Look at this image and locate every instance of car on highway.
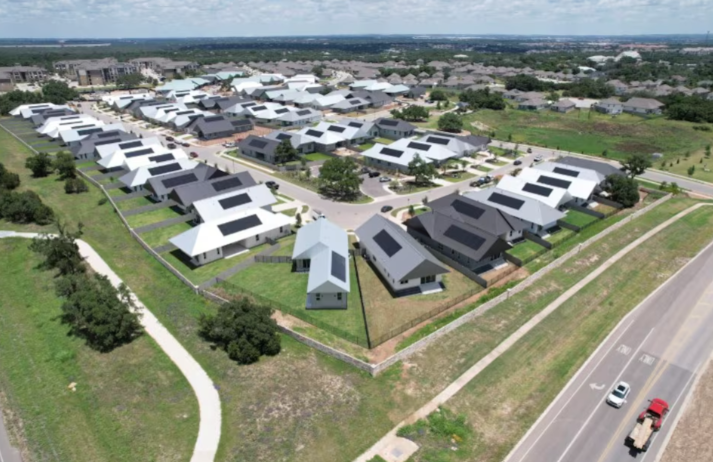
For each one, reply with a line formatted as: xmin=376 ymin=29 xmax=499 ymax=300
xmin=379 ymin=176 xmax=392 ymax=183
xmin=189 ymin=152 xmax=199 ymax=159
xmin=265 ymin=181 xmax=279 ymax=190
xmin=368 ymin=171 xmax=380 ymax=178
xmin=514 ymin=159 xmax=522 ymax=166
xmin=606 ymin=381 xmax=630 ymax=408
xmin=381 ymin=205 xmax=393 ymax=213
xmin=626 ymin=398 xmax=669 ymax=452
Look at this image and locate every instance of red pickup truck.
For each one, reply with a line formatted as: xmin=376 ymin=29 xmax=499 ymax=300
xmin=625 ymin=398 xmax=669 ymax=452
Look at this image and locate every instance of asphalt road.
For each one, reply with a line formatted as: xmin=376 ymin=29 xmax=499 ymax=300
xmin=506 ymin=239 xmax=713 ymax=462
xmin=0 ymin=407 xmax=22 ymax=462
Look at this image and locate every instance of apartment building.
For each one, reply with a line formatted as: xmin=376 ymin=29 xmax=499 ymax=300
xmin=0 ymin=65 xmax=48 ymax=85
xmin=129 ymin=57 xmax=199 ymax=78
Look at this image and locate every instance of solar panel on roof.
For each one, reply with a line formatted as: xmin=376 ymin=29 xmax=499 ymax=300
xmin=379 ymin=119 xmax=399 ymax=127
xmin=373 ymin=230 xmax=402 ymax=257
xmin=274 ymin=108 xmax=289 ymax=114
xmin=348 ymin=99 xmax=361 ymax=104
xmin=408 ymin=142 xmax=431 ymax=151
xmin=217 ymin=214 xmax=262 ymax=236
xmin=162 ymin=173 xmax=198 ymax=189
xmin=124 ymin=147 xmax=154 ymax=158
xmin=218 ymin=193 xmax=251 ymax=210
xmin=203 ymin=116 xmax=223 ymax=122
xmin=119 ymin=95 xmax=133 ymax=99
xmin=212 ymin=176 xmax=243 ymax=192
xmin=249 ymin=139 xmax=268 ymax=149
xmin=76 ymin=127 xmax=102 ymax=135
xmin=119 ymin=140 xmax=143 ymax=150
xmin=242 ymin=102 xmax=257 ymax=107
xmin=553 ymin=166 xmax=580 ymax=178
xmin=331 ymin=252 xmax=346 ymax=282
xmin=537 ymin=175 xmax=571 ymax=189
xmin=94 ymin=138 xmax=122 ymax=146
xmin=348 ymin=121 xmax=363 ymax=128
xmin=327 ymin=125 xmax=346 ymax=133
xmin=251 ymin=105 xmax=267 ymax=111
xmin=276 ymin=133 xmax=292 ymax=140
xmin=296 ymin=109 xmax=312 ymax=116
xmin=149 ymin=153 xmax=175 ymax=163
xmin=59 ymin=121 xmax=83 ymax=125
xmin=306 ymin=129 xmax=323 ymax=138
xmin=426 ymin=136 xmax=450 ymax=145
xmin=522 ymin=183 xmax=553 ymax=197
xmin=148 ymin=163 xmax=182 ymax=176
xmin=444 ymin=225 xmax=486 ymax=251
xmin=60 ymin=116 xmax=80 ymax=120
xmin=69 ymin=124 xmax=95 ymax=130
xmin=164 ymin=108 xmax=179 ymax=113
xmin=96 ymin=131 xmax=118 ymax=138
xmin=380 ymin=147 xmax=404 ymax=158
xmin=175 ymin=110 xmax=193 ymax=115
xmin=452 ymin=199 xmax=486 ymax=219
xmin=489 ymin=192 xmax=525 ymax=210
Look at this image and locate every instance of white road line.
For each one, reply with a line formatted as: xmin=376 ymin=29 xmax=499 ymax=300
xmin=555 ymin=328 xmax=656 ymax=462
xmin=515 ymin=317 xmax=637 ymax=462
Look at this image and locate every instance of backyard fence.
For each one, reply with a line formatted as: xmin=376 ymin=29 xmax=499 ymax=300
xmin=254 ymin=255 xmax=292 ymax=263
xmin=524 ymin=230 xmax=553 ymax=250
xmin=592 ymin=195 xmax=625 ymax=209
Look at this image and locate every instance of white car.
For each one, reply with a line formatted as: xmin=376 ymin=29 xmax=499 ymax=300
xmin=606 ymin=381 xmax=631 ymax=408
xmin=379 ymin=176 xmax=392 ymax=183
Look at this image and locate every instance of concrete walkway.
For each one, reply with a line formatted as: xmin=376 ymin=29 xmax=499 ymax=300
xmin=0 ymin=231 xmax=221 ymax=462
xmin=354 ymin=203 xmax=711 ymax=462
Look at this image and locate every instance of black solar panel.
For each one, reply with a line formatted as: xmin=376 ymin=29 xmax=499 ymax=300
xmin=125 ymin=147 xmax=154 ymax=158
xmin=60 ymin=116 xmax=80 ymax=120
xmin=76 ymin=128 xmax=103 ymax=136
xmin=348 ymin=99 xmax=361 ymax=104
xmin=119 ymin=95 xmax=133 ymax=99
xmin=148 ymin=163 xmax=182 ymax=176
xmin=203 ymin=116 xmax=223 ymax=122
xmin=426 ymin=136 xmax=450 ymax=145
xmin=162 ymin=173 xmax=198 ymax=188
xmin=274 ymin=108 xmax=289 ymax=114
xmin=276 ymin=133 xmax=292 ymax=140
xmin=175 ymin=110 xmax=194 ymax=115
xmin=59 ymin=121 xmax=83 ymax=125
xmin=217 ymin=214 xmax=262 ymax=236
xmin=164 ymin=108 xmax=179 ymax=113
xmin=249 ymin=139 xmax=268 ymax=149
xmin=119 ymin=140 xmax=143 ymax=150
xmin=379 ymin=119 xmax=399 ymax=127
xmin=444 ymin=225 xmax=485 ymax=251
xmin=373 ymin=230 xmax=402 ymax=257
xmin=296 ymin=109 xmax=312 ymax=116
xmin=251 ymin=105 xmax=267 ymax=111
xmin=212 ymin=176 xmax=244 ymax=192
xmin=69 ymin=124 xmax=95 ymax=130
xmin=327 ymin=125 xmax=346 ymax=133
xmin=306 ymin=129 xmax=323 ymax=138
xmin=380 ymin=147 xmax=404 ymax=158
xmin=452 ymin=199 xmax=486 ymax=219
xmin=522 ymin=183 xmax=553 ymax=197
xmin=94 ymin=138 xmax=122 ymax=146
xmin=242 ymin=102 xmax=257 ymax=107
xmin=218 ymin=193 xmax=251 ymax=210
xmin=489 ymin=192 xmax=525 ymax=210
xmin=348 ymin=121 xmax=363 ymax=128
xmin=331 ymin=252 xmax=346 ymax=282
xmin=149 ymin=153 xmax=175 ymax=163
xmin=553 ymin=166 xmax=580 ymax=178
xmin=537 ymin=175 xmax=571 ymax=189
xmin=96 ymin=131 xmax=118 ymax=138
xmin=408 ymin=142 xmax=431 ymax=151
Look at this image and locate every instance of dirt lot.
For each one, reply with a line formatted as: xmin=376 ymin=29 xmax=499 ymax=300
xmin=660 ymin=356 xmax=713 ymax=462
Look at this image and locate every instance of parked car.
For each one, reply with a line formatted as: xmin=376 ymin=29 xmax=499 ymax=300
xmin=167 ymin=143 xmax=177 ymax=149
xmin=265 ymin=181 xmax=279 ymax=190
xmin=379 ymin=176 xmax=392 ymax=183
xmin=223 ymin=142 xmax=235 ymax=148
xmin=514 ymin=159 xmax=522 ymax=166
xmin=607 ymin=382 xmax=631 ymax=408
xmin=534 ymin=155 xmax=543 ymax=162
xmin=381 ymin=205 xmax=393 ymax=213
xmin=527 ymin=147 xmax=532 ymax=154
xmin=165 ymin=136 xmax=174 ymax=141
xmin=368 ymin=171 xmax=380 ymax=178
xmin=182 ymin=142 xmax=190 ymax=147
xmin=312 ymin=210 xmax=326 ymax=220
xmin=189 ymin=152 xmax=198 ymax=159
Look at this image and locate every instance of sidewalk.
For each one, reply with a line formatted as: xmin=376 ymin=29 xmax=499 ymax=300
xmin=0 ymin=232 xmax=222 ymax=462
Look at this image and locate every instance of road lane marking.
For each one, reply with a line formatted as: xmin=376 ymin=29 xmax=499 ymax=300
xmin=617 ymin=344 xmax=632 ymax=356
xmin=640 ymin=354 xmax=657 ymax=366
xmin=554 ymin=328 xmax=655 ymax=462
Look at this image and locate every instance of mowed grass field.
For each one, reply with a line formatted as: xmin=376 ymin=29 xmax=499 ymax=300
xmin=0 ymin=239 xmax=198 ymax=462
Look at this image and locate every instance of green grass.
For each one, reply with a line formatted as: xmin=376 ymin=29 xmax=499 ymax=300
xmin=506 ymin=239 xmax=547 ymax=261
xmin=440 ymin=172 xmax=476 ymax=183
xmin=398 ymin=407 xmax=472 ymax=460
xmin=161 ymin=242 xmax=269 ymax=285
xmin=475 ymin=165 xmax=493 ymax=173
xmin=139 ymin=221 xmax=193 ymax=248
xmin=358 ymin=142 xmax=375 ymax=151
xmin=272 ymin=234 xmax=296 ymax=257
xmin=281 ymin=208 xmax=298 ymax=217
xmin=303 ymin=152 xmax=333 ymax=162
xmin=115 ymin=195 xmax=153 ymax=211
xmin=126 ymin=206 xmax=185 ymax=229
xmin=394 ymin=181 xmax=438 ymax=195
xmin=656 ymin=149 xmax=713 ymax=184
xmin=545 ymin=228 xmax=576 ymax=246
xmin=374 ymin=137 xmax=394 ymax=145
xmin=0 ymin=239 xmax=197 ymax=462
xmin=562 ymin=209 xmax=600 ymax=228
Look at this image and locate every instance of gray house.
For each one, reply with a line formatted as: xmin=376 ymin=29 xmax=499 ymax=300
xmin=356 ymin=214 xmax=449 ymax=296
xmin=622 ymin=97 xmax=664 ymax=115
xmin=237 ymin=135 xmax=281 ymax=163
xmin=372 ymin=118 xmax=417 ymax=139
xmin=551 ymin=99 xmax=576 ymax=113
xmin=169 ymin=171 xmax=258 ymax=212
xmin=594 ymin=98 xmax=624 ymax=114
xmin=70 ymin=130 xmax=137 ymax=160
xmin=145 ymin=164 xmax=227 ymax=202
xmin=292 ymin=218 xmax=350 ymax=309
xmin=187 ymin=115 xmax=253 ymax=140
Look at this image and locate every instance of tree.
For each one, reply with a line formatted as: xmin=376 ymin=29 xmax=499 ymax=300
xmin=408 ymin=204 xmax=415 ymax=216
xmin=0 ymin=190 xmax=54 ymax=225
xmin=54 ymin=152 xmax=76 ymax=179
xmin=41 ymin=80 xmax=79 ymax=104
xmin=64 ymin=177 xmax=88 ymax=194
xmin=391 ymin=105 xmax=429 ymax=121
xmin=317 ymin=157 xmax=361 ymax=200
xmin=116 ymin=73 xmax=144 ymax=89
xmin=274 ymin=139 xmax=298 ymax=165
xmin=621 ymin=153 xmax=652 ymax=178
xmin=311 ymin=65 xmax=325 ymax=78
xmin=437 ymin=112 xmax=463 ymax=133
xmin=505 ymin=74 xmax=550 ymax=92
xmin=295 ymin=212 xmax=302 ymax=227
xmin=458 ymin=88 xmax=506 ymax=111
xmin=0 ymin=163 xmax=20 ymax=190
xmin=429 ymin=90 xmax=448 ymax=101
xmin=198 ymin=298 xmax=281 ymax=365
xmin=706 ymin=144 xmax=711 ymax=158
xmin=407 ymin=153 xmax=438 ymax=186
xmin=29 ymin=220 xmax=85 ymax=275
xmin=688 ymin=165 xmax=696 ymax=176
xmin=604 ymin=174 xmax=639 ymax=208
xmin=25 ymin=152 xmax=53 ymax=178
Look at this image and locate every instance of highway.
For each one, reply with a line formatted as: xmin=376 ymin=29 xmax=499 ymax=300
xmin=506 ymin=239 xmax=713 ymax=462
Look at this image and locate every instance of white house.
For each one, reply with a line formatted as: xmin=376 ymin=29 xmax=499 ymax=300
xmin=192 ymin=184 xmax=277 ymax=223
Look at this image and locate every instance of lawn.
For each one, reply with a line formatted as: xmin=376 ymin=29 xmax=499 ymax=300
xmin=475 ymin=165 xmax=493 ymax=173
xmin=440 ymin=171 xmax=476 ymax=183
xmin=506 ymin=239 xmax=547 ymax=261
xmin=303 ymin=152 xmax=333 ymax=162
xmin=281 ymin=207 xmax=298 ymax=217
xmin=115 ymin=195 xmax=153 ymax=211
xmin=126 ymin=205 xmax=186 ymax=229
xmin=394 ymin=181 xmax=438 ymax=195
xmin=272 ymin=234 xmax=297 ymax=256
xmin=545 ymin=227 xmax=576 ymax=246
xmin=374 ymin=137 xmax=394 ymax=145
xmin=140 ymin=221 xmax=193 ymax=248
xmin=0 ymin=239 xmax=197 ymax=462
xmin=358 ymin=142 xmax=375 ymax=151
xmin=562 ymin=209 xmax=600 ymax=228
xmin=402 ymin=204 xmax=713 ymax=462
xmin=657 ymin=149 xmax=713 ymax=184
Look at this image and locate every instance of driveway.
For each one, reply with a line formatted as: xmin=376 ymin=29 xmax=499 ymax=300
xmin=361 ymin=175 xmax=393 ymax=198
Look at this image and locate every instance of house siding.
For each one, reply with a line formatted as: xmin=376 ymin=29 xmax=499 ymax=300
xmin=361 ymin=245 xmax=443 ymax=294
xmin=306 ymin=292 xmax=348 ymax=309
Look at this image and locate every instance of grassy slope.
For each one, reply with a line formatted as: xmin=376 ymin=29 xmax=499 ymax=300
xmin=0 ymin=239 xmax=197 ymax=462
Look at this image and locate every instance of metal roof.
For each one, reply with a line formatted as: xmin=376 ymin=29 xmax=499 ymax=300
xmin=292 ymin=218 xmax=350 ymax=294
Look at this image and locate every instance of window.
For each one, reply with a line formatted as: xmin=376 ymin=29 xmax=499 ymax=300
xmin=337 ymin=293 xmax=342 ymax=301
xmin=400 ymin=279 xmax=408 ymax=285
xmin=421 ymin=275 xmax=436 ymax=284
xmin=316 ymin=293 xmax=321 ymax=301
xmin=303 ymin=259 xmax=311 ymax=269
xmin=217 ymin=248 xmax=221 ymax=255
xmin=203 ymin=253 xmax=206 ymax=259
xmin=438 ymin=244 xmax=443 ymax=251
xmin=255 ymin=235 xmax=259 ymax=241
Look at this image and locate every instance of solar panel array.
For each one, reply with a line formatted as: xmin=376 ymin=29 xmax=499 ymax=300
xmin=203 ymin=116 xmax=223 ymax=122
xmin=537 ymin=175 xmax=571 ymax=189
xmin=276 ymin=133 xmax=292 ymax=140
xmin=522 ymin=183 xmax=553 ymax=197
xmin=251 ymin=105 xmax=267 ymax=111
xmin=164 ymin=108 xmax=179 ymax=113
xmin=218 ymin=193 xmax=251 ymax=210
xmin=69 ymin=124 xmax=95 ymax=130
xmin=489 ymin=192 xmax=525 ymax=210
xmin=148 ymin=153 xmax=175 ymax=163
xmin=553 ymin=166 xmax=580 ymax=178
xmin=408 ymin=141 xmax=431 ymax=151
xmin=76 ymin=128 xmax=103 ymax=136
xmin=296 ymin=109 xmax=312 ymax=116
xmin=93 ymin=138 xmax=122 ymax=147
xmin=426 ymin=136 xmax=450 ymax=145
xmin=348 ymin=121 xmax=363 ymax=128
xmin=452 ymin=199 xmax=486 ymax=219
xmin=379 ymin=119 xmax=399 ymax=127
xmin=96 ymin=131 xmax=118 ymax=138
xmin=162 ymin=173 xmax=198 ymax=189
xmin=373 ymin=230 xmax=402 ymax=257
xmin=327 ymin=125 xmax=346 ymax=133
xmin=348 ymin=99 xmax=361 ymax=104
xmin=176 ymin=110 xmax=193 ymax=115
xmin=59 ymin=121 xmax=84 ymax=126
xmin=249 ymin=139 xmax=268 ymax=149
xmin=242 ymin=102 xmax=257 ymax=107
xmin=274 ymin=108 xmax=289 ymax=115
xmin=380 ymin=147 xmax=404 ymax=158
xmin=306 ymin=129 xmax=323 ymax=138
xmin=217 ymin=214 xmax=262 ymax=236
xmin=212 ymin=176 xmax=243 ymax=192
xmin=331 ymin=252 xmax=346 ymax=282
xmin=444 ymin=225 xmax=486 ymax=251
xmin=124 ymin=147 xmax=155 ymax=158
xmin=60 ymin=116 xmax=80 ymax=120
xmin=148 ymin=163 xmax=182 ymax=176
xmin=119 ymin=140 xmax=143 ymax=150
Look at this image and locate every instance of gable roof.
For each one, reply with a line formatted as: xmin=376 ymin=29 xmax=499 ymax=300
xmin=356 ymin=215 xmax=448 ymax=281
xmin=496 ymin=175 xmax=571 ymax=209
xmin=119 ymin=159 xmax=199 ymax=188
xmin=373 ymin=118 xmax=417 ymax=132
xmin=517 ymin=167 xmax=598 ymax=201
xmin=237 ymin=135 xmax=281 ymax=157
xmin=428 ymin=193 xmax=527 ymax=237
xmin=464 ymin=188 xmax=565 ymax=227
xmin=554 ymin=156 xmax=625 ymax=178
xmin=193 ymin=184 xmax=277 ymax=223
xmin=292 ymin=218 xmax=350 ymax=293
xmin=145 ymin=164 xmax=227 ymax=197
xmin=169 ymin=171 xmax=258 ymax=208
xmin=533 ymin=161 xmax=606 ymax=184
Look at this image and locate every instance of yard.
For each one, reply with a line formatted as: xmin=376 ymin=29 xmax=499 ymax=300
xmin=561 ymin=209 xmax=600 ymax=228
xmin=139 ymin=221 xmax=193 ymax=248
xmin=126 ymin=205 xmax=186 ymax=229
xmin=506 ymin=239 xmax=547 ymax=261
xmin=545 ymin=227 xmax=576 ymax=246
xmin=440 ymin=171 xmax=476 ymax=183
xmin=303 ymin=152 xmax=333 ymax=162
xmin=393 ymin=181 xmax=438 ymax=195
xmin=657 ymin=148 xmax=713 ymax=184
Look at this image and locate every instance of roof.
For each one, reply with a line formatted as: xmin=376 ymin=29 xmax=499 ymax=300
xmin=517 ymin=167 xmax=598 ymax=201
xmin=237 ymin=135 xmax=281 ymax=157
xmin=193 ymin=184 xmax=277 ymax=223
xmin=465 ymin=188 xmax=565 ymax=227
xmin=70 ymin=130 xmax=137 ymax=157
xmin=356 ymin=215 xmax=448 ymax=281
xmin=169 ymin=171 xmax=258 ymax=208
xmin=554 ymin=156 xmax=625 ymax=178
xmin=292 ymin=218 xmax=350 ymax=294
xmin=622 ymin=97 xmax=664 ymax=110
xmin=170 ymin=208 xmax=291 ymax=257
xmin=94 ymin=137 xmax=163 ymax=160
xmin=119 ymin=159 xmax=199 ymax=188
xmin=496 ymin=175 xmax=571 ymax=209
xmin=145 ymin=164 xmax=226 ymax=197
xmin=552 ymin=99 xmax=576 ymax=108
xmin=428 ymin=193 xmax=527 ymax=237
xmin=373 ymin=118 xmax=417 ymax=132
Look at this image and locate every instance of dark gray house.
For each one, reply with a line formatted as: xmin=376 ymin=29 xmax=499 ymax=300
xmin=372 ymin=118 xmax=417 ymax=139
xmin=186 ymin=115 xmax=253 ymax=140
xmin=145 ymin=164 xmax=228 ymax=202
xmin=350 ymin=90 xmax=394 ymax=108
xmin=237 ymin=135 xmax=281 ymax=163
xmin=168 ymin=171 xmax=258 ymax=212
xmin=70 ymin=130 xmax=138 ymax=160
xmin=405 ymin=86 xmax=427 ymax=99
xmin=356 ymin=214 xmax=449 ymax=296
xmin=30 ymin=108 xmax=76 ymax=127
xmin=555 ymin=156 xmax=625 ymax=179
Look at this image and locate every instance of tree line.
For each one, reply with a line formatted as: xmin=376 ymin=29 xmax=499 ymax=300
xmin=0 ymin=80 xmax=79 ymax=115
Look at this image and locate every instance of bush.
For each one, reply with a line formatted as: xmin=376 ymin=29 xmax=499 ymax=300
xmin=0 ymin=163 xmax=20 ymax=190
xmin=64 ymin=177 xmax=89 ymax=194
xmin=97 ymin=197 xmax=108 ymax=206
xmin=437 ymin=112 xmax=463 ymax=132
xmin=25 ymin=152 xmax=53 ymax=178
xmin=0 ymin=189 xmax=54 ymax=224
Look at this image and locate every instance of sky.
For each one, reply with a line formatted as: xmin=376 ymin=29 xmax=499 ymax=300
xmin=0 ymin=0 xmax=710 ymax=38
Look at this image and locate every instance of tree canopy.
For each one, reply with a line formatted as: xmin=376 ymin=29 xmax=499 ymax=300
xmin=25 ymin=152 xmax=53 ymax=178
xmin=459 ymin=88 xmax=506 ymax=110
xmin=391 ymin=105 xmax=429 ymax=121
xmin=561 ymin=79 xmax=615 ymax=99
xmin=621 ymin=153 xmax=652 ymax=178
xmin=0 ymin=189 xmax=53 ymax=225
xmin=604 ymin=174 xmax=639 ymax=208
xmin=53 ymin=152 xmax=77 ymax=180
xmin=407 ymin=153 xmax=438 ymax=185
xmin=661 ymin=94 xmax=713 ymax=123
xmin=317 ymin=157 xmax=362 ymax=200
xmin=41 ymin=81 xmax=79 ymax=105
xmin=429 ymin=90 xmax=448 ymax=101
xmin=505 ymin=74 xmax=552 ymax=92
xmin=116 ymin=73 xmax=144 ymax=89
xmin=274 ymin=138 xmax=298 ymax=165
xmin=29 ymin=221 xmax=86 ymax=276
xmin=0 ymin=163 xmax=20 ymax=190
xmin=437 ymin=112 xmax=463 ymax=132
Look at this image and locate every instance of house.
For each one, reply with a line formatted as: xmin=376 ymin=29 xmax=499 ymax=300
xmin=70 ymin=130 xmax=138 ymax=161
xmin=192 ymin=184 xmax=277 ymax=223
xmin=503 ymin=89 xmax=524 ymax=100
xmin=273 ymin=108 xmax=322 ymax=127
xmin=553 ymin=156 xmax=625 ymax=179
xmin=622 ymin=97 xmax=664 ymax=115
xmin=533 ymin=161 xmax=607 ymax=185
xmin=169 ymin=172 xmax=258 ymax=212
xmin=606 ymin=80 xmax=629 ymax=95
xmin=292 ymin=218 xmax=350 ymax=309
xmin=170 ymin=208 xmax=291 ymax=266
xmin=405 ymin=86 xmax=427 ymax=99
xmin=349 ymin=90 xmax=394 ymax=108
xmin=144 ymin=164 xmax=227 ymax=202
xmin=517 ymin=167 xmax=598 ymax=205
xmin=356 ymin=214 xmax=449 ymax=296
xmin=13 ymin=103 xmax=71 ymax=119
xmin=264 ymin=131 xmax=314 ymax=154
xmin=97 ymin=141 xmax=168 ymax=170
xmin=36 ymin=114 xmax=98 ymax=136
xmin=297 ymin=121 xmax=375 ymax=152
xmin=119 ymin=159 xmax=199 ymax=191
xmin=186 ymin=115 xmax=253 ymax=140
xmin=465 ymin=188 xmax=565 ymax=235
xmin=94 ymin=137 xmax=163 ymax=161
xmin=551 ymin=99 xmax=576 ymax=113
xmin=594 ymin=98 xmax=623 ymax=114
xmin=237 ymin=136 xmax=282 ymax=163
xmin=30 ymin=108 xmax=76 ymax=127
xmin=330 ymin=97 xmax=370 ymax=113
xmin=496 ymin=175 xmax=572 ymax=209
xmin=59 ymin=123 xmax=126 ymax=148
xmin=518 ymin=97 xmax=549 ymax=111
xmin=371 ymin=118 xmax=417 ymax=140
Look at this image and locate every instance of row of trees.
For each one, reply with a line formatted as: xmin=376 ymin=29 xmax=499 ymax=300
xmin=0 ymin=81 xmax=79 ymax=115
xmin=505 ymin=74 xmax=616 ymax=99
xmin=661 ymin=94 xmax=713 ymax=123
xmin=0 ymin=162 xmax=53 ymax=224
xmin=390 ymin=105 xmax=429 ymax=121
xmin=458 ymin=88 xmax=506 ymax=110
xmin=25 ymin=151 xmax=76 ymax=179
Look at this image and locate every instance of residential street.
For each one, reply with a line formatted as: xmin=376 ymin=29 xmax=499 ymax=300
xmin=0 ymin=407 xmax=22 ymax=462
